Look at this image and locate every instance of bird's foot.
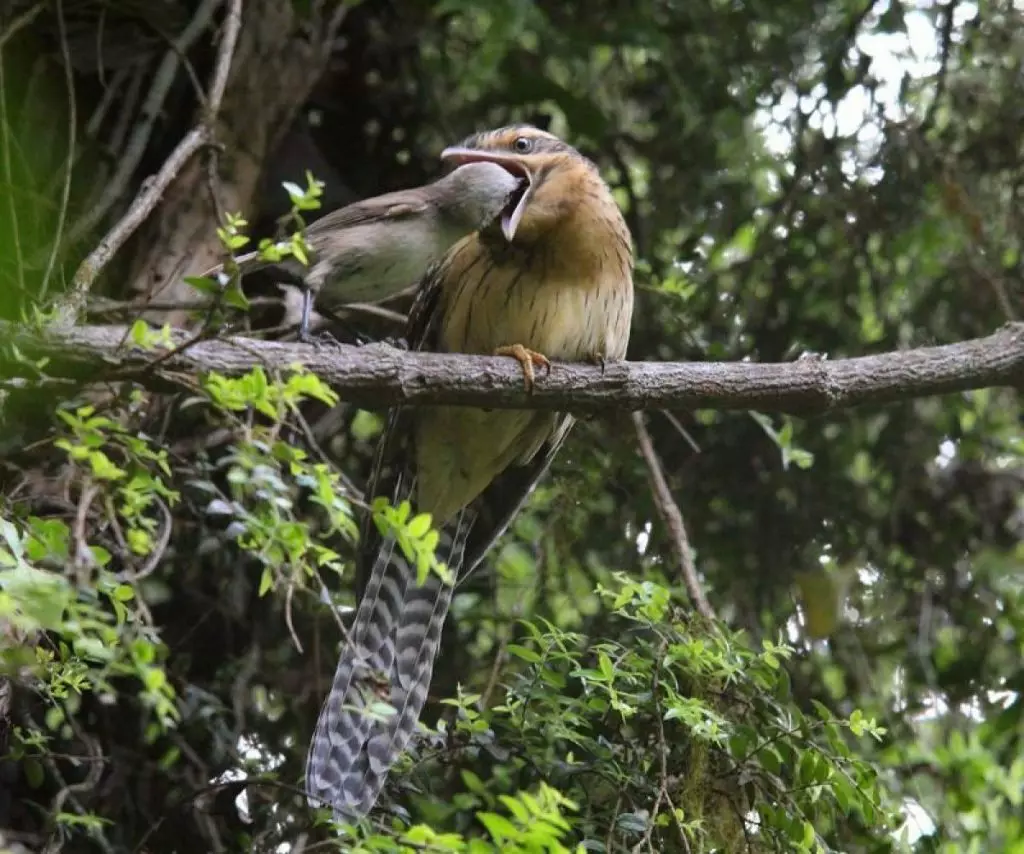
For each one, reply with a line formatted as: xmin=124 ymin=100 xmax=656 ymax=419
xmin=588 ymin=351 xmax=607 ymax=374
xmin=377 ymin=335 xmax=410 ymax=351
xmin=494 ymin=343 xmax=551 ymax=392
xmin=300 ymin=329 xmax=344 ymax=348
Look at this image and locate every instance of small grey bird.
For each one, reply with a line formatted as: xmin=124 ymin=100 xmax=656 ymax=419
xmin=209 ymin=161 xmax=527 ymax=340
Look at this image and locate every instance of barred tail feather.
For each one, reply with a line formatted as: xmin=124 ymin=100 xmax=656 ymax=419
xmin=305 ymin=494 xmax=474 ymax=821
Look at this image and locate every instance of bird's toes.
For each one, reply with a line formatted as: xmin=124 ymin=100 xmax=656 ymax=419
xmin=380 ymin=336 xmax=410 ymax=351
xmin=494 ymin=343 xmax=550 ymax=392
xmin=305 ymin=330 xmax=344 ymax=349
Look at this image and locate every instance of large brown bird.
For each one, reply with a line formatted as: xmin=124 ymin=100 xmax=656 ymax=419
xmin=305 ymin=125 xmax=635 ymax=821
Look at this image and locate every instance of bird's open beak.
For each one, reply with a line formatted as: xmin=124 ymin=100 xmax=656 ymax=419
xmin=440 ymin=146 xmax=534 ymax=242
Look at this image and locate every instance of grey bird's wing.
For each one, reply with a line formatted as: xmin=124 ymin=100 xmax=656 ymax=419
xmin=199 ymin=190 xmax=433 ymax=283
xmin=304 ymin=256 xmax=572 ymax=821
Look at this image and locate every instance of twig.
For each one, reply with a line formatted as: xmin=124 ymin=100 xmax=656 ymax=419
xmin=107 ymin=60 xmax=147 ymax=160
xmin=60 ymin=0 xmax=241 ymax=324
xmin=88 ymin=295 xmax=284 ymax=315
xmin=40 ymin=721 xmax=112 ymax=853
xmin=285 ymin=580 xmax=304 ymax=654
xmin=478 ymin=634 xmax=510 ymax=711
xmin=40 ymin=0 xmax=76 ymax=299
xmin=204 ymin=0 xmax=241 ymax=115
xmin=657 ymin=409 xmax=701 ymax=454
xmin=0 ymin=2 xmax=44 ymax=50
xmin=632 ymin=412 xmax=715 ymax=620
xmin=606 ymin=793 xmax=623 ymax=853
xmin=290 ymin=405 xmax=363 ymax=499
xmin=72 ymin=480 xmax=99 ymax=582
xmin=132 ymin=497 xmax=174 ymax=582
xmin=0 ymin=48 xmax=24 ymax=297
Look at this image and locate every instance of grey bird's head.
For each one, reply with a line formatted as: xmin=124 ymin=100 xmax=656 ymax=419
xmin=434 ymin=160 xmax=527 ymax=236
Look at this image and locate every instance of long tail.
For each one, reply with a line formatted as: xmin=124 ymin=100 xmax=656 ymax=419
xmin=305 ymin=487 xmax=474 ymax=820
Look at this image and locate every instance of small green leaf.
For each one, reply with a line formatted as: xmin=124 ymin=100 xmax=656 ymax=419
xmin=113 ymin=584 xmax=135 ymax=602
xmin=407 ymin=512 xmax=432 ymax=539
xmin=184 ymin=275 xmax=219 ymax=295
xmin=478 ymin=811 xmax=518 ymax=841
xmin=507 ymin=644 xmax=542 ymax=664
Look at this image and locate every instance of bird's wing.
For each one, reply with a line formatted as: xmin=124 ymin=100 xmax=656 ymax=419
xmin=305 ymin=247 xmax=570 ymax=820
xmin=459 ymin=413 xmax=573 ymax=581
xmin=304 ymin=193 xmax=431 ymax=237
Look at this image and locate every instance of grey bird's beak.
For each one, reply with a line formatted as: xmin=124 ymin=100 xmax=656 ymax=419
xmin=440 ymin=147 xmax=534 ymax=242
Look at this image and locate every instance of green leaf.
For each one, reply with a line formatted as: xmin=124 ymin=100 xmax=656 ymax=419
xmin=478 ymin=811 xmax=518 ymax=841
xmin=507 ymin=644 xmax=542 ymax=664
xmin=407 ymin=512 xmax=433 ymax=539
xmin=112 ymin=584 xmax=135 ymax=602
xmin=184 ymin=275 xmax=219 ymax=295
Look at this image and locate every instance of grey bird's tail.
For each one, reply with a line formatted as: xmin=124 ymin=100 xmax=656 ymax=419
xmin=305 ymin=475 xmax=474 ymax=820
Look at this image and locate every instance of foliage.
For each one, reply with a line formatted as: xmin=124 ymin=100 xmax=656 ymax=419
xmin=1 ymin=0 xmax=1022 ymax=852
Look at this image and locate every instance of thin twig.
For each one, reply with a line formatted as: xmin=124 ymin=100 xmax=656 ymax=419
xmin=132 ymin=497 xmax=174 ymax=582
xmin=657 ymin=409 xmax=701 ymax=454
xmin=88 ymin=295 xmax=285 ymax=315
xmin=40 ymin=0 xmax=76 ymax=299
xmin=0 ymin=1 xmax=44 ymax=50
xmin=0 ymin=48 xmax=24 ymax=297
xmin=72 ymin=480 xmax=99 ymax=582
xmin=632 ymin=411 xmax=715 ymax=620
xmin=205 ymin=0 xmax=241 ymax=115
xmin=478 ymin=633 xmax=510 ymax=711
xmin=285 ymin=580 xmax=304 ymax=653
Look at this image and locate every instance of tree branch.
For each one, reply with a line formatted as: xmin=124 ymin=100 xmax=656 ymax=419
xmin=7 ymin=321 xmax=1023 ymax=415
xmin=633 ymin=411 xmax=715 ymax=620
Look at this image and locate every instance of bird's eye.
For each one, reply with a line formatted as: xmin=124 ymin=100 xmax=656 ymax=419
xmin=512 ymin=136 xmax=533 ymax=153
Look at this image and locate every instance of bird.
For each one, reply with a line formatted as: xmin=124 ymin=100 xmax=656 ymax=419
xmin=305 ymin=124 xmax=634 ymax=821
xmin=203 ymin=161 xmax=527 ymax=340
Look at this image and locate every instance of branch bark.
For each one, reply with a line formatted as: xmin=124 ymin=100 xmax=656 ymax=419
xmin=8 ymin=321 xmax=1023 ymax=415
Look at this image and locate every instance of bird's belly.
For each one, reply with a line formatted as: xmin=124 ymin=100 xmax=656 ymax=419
xmin=315 ymin=225 xmax=440 ymax=306
xmin=445 ymin=271 xmax=628 ymax=362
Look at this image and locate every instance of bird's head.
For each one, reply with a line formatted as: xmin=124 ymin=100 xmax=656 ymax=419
xmin=440 ymin=125 xmax=599 ymax=243
xmin=437 ymin=161 xmax=527 ymax=234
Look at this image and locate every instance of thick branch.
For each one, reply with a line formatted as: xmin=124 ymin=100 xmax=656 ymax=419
xmin=7 ymin=321 xmax=1023 ymax=415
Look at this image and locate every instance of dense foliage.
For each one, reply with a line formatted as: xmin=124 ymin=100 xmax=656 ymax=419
xmin=0 ymin=1 xmax=1021 ymax=852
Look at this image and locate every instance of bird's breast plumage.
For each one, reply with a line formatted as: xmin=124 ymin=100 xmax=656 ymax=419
xmin=438 ymin=177 xmax=633 ymax=362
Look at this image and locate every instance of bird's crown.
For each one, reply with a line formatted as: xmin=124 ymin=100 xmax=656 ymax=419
xmin=452 ymin=125 xmax=580 ymax=160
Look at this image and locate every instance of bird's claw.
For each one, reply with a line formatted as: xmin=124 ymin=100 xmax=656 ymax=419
xmin=300 ymin=329 xmax=344 ymax=348
xmin=495 ymin=343 xmax=551 ymax=392
xmin=379 ymin=336 xmax=410 ymax=351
